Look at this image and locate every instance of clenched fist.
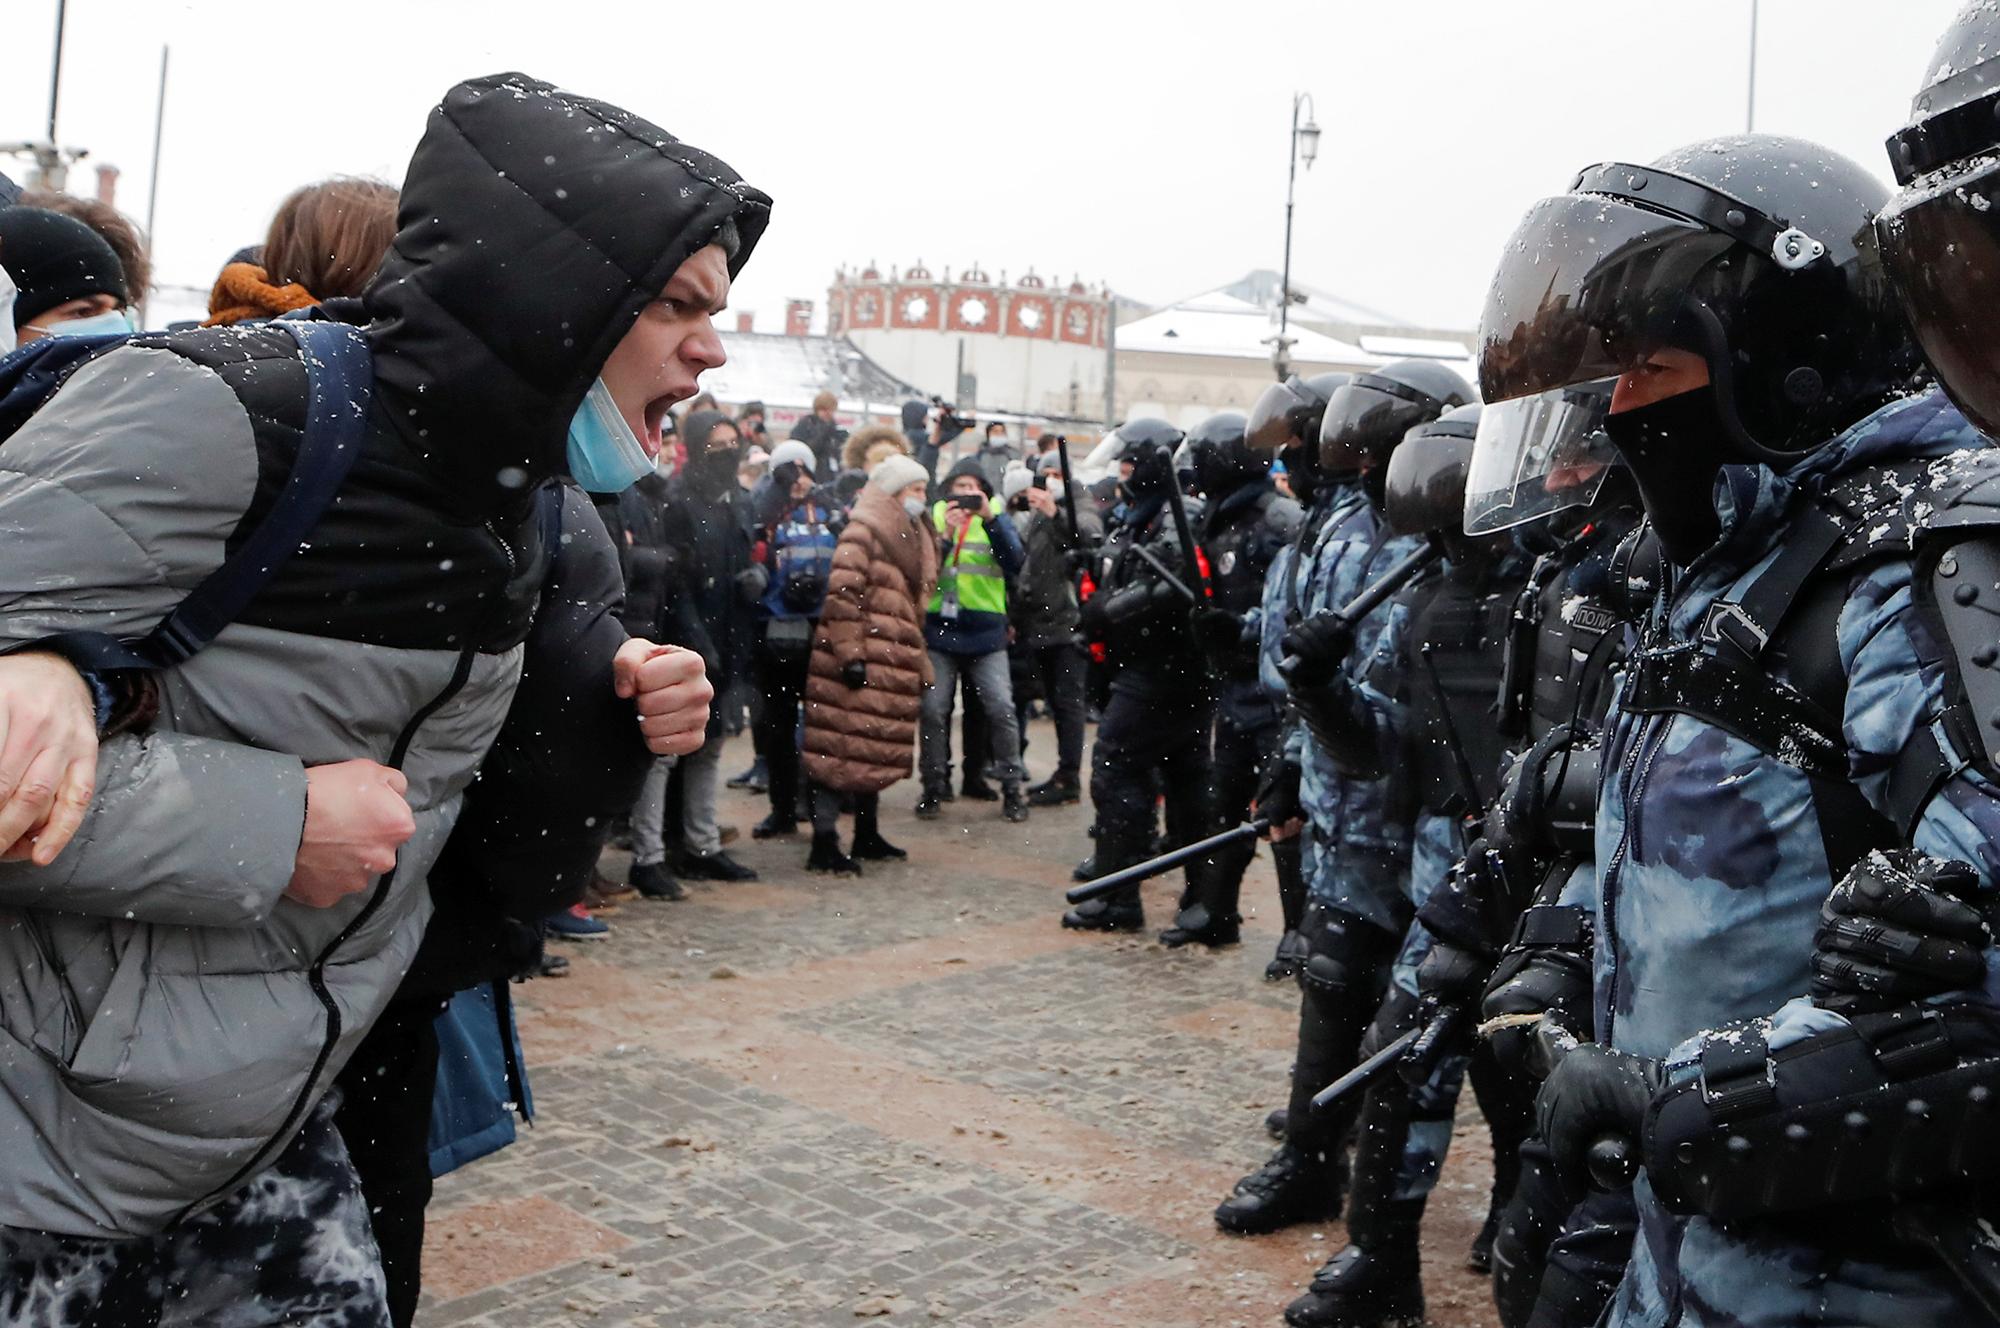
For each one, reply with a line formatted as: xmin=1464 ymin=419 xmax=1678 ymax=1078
xmin=614 ymin=640 xmax=713 ymax=757
xmin=286 ymin=760 xmax=417 ymax=908
xmin=0 ymin=651 xmax=100 ymax=866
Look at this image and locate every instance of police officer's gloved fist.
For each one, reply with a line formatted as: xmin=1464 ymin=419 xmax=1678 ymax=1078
xmin=1415 ymin=937 xmax=1489 ymax=1010
xmin=1254 ymin=758 xmax=1303 ymax=829
xmin=1190 ymin=606 xmax=1243 ymax=657
xmin=1281 ymin=611 xmax=1357 ymax=687
xmin=1811 ymin=847 xmax=1988 ymax=1016
xmin=1483 ymin=947 xmax=1593 ymax=1079
xmin=1536 ymin=1043 xmax=1660 ymax=1192
xmin=841 ymin=659 xmax=867 ymax=690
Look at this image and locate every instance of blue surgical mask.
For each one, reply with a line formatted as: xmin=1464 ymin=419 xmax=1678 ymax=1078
xmin=566 ymin=377 xmax=657 ymax=493
xmin=28 ymin=308 xmax=135 ymax=340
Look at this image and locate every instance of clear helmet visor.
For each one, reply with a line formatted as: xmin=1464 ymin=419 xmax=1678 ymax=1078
xmin=1463 ymin=381 xmax=1617 ymax=534
xmin=1477 ymin=190 xmax=1732 ymax=405
xmin=1878 ymin=154 xmax=2000 ymax=437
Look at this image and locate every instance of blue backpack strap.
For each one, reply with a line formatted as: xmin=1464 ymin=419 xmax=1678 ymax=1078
xmin=0 ymin=333 xmax=135 ymax=441
xmin=14 ymin=321 xmax=373 ymax=673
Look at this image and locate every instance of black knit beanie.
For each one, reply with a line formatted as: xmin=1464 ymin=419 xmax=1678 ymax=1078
xmin=0 ymin=206 xmax=128 ymax=327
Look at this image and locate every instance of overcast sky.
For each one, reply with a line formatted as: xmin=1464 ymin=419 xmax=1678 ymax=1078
xmin=0 ymin=0 xmax=1961 ymax=333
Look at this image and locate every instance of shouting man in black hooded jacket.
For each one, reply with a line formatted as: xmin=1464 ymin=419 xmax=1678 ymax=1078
xmin=0 ymin=73 xmax=768 ymax=1326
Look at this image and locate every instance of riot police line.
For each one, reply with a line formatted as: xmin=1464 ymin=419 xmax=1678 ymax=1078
xmin=1058 ymin=7 xmax=2000 ymax=1326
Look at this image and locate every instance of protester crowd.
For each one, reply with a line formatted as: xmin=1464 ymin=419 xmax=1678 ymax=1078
xmin=7 ymin=11 xmax=2000 ymax=1325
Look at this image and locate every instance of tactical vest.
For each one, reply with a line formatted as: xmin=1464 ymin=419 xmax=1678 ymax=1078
xmin=1499 ymin=519 xmax=1632 ymax=746
xmin=1404 ymin=561 xmax=1519 ymax=817
xmin=1617 ymin=455 xmax=2000 ymax=879
xmin=1204 ymin=488 xmax=1294 ymax=677
xmin=929 ymin=499 xmax=1007 ymax=617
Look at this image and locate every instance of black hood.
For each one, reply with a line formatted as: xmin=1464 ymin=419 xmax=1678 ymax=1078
xmin=943 ymin=455 xmax=994 ymax=497
xmin=364 ymin=72 xmax=772 ymax=514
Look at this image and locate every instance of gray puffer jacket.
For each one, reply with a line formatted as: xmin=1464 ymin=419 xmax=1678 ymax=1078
xmin=0 ymin=71 xmax=770 ymax=1239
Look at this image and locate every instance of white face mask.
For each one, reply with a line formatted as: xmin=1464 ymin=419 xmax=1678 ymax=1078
xmin=902 ymin=496 xmax=927 ymax=520
xmin=0 ymin=267 xmax=15 ymax=355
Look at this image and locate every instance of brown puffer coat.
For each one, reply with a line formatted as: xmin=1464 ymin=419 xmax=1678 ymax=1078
xmin=802 ymin=486 xmax=940 ymax=792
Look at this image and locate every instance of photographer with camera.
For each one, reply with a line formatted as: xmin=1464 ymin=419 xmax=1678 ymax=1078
xmin=916 ymin=457 xmax=1031 ymax=824
xmin=1005 ymin=455 xmax=1100 ymax=807
xmin=789 ymin=389 xmax=845 ymax=476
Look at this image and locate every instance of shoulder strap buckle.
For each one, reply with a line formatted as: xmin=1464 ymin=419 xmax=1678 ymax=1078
xmin=1700 ymin=601 xmax=1770 ymax=662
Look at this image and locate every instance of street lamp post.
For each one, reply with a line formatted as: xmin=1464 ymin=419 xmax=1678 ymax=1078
xmin=1272 ymin=92 xmax=1321 ymax=382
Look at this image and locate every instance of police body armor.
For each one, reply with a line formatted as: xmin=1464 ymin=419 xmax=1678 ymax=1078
xmin=1203 ymin=485 xmax=1303 ymax=681
xmin=1088 ymin=498 xmax=1206 ymax=688
xmin=1623 ymin=446 xmax=2000 ymax=1224
xmin=1403 ymin=558 xmax=1519 ymax=820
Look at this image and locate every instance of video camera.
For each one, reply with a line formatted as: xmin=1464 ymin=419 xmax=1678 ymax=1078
xmin=930 ymin=395 xmax=976 ymax=435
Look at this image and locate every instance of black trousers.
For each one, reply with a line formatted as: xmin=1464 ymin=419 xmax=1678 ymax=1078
xmin=1016 ymin=640 xmax=1088 ymax=781
xmin=1200 ymin=692 xmax=1283 ymax=919
xmin=334 ymin=997 xmax=445 ymax=1328
xmin=753 ymin=635 xmax=813 ymax=823
xmin=1089 ymin=682 xmax=1216 ymax=895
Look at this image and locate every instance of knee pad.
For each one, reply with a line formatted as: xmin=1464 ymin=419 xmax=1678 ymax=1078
xmin=1298 ymin=902 xmax=1394 ymax=996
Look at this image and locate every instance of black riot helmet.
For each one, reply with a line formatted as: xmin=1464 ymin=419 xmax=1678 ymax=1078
xmin=1319 ymin=359 xmax=1473 ymax=477
xmin=1246 ymin=371 xmax=1351 ymax=453
xmin=1383 ymin=405 xmax=1489 ymax=552
xmin=1183 ymin=411 xmax=1268 ymax=498
xmin=1880 ymin=3 xmax=2000 ymax=436
xmin=1477 ymin=135 xmax=1920 ymax=466
xmin=1114 ymin=416 xmax=1186 ymax=499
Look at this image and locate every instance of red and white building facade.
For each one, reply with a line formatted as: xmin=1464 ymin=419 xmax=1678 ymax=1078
xmin=826 ymin=263 xmax=1111 ymax=419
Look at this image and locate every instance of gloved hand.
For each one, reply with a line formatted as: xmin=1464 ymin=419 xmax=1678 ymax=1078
xmin=1414 ymin=937 xmax=1489 ymax=1010
xmin=1811 ymin=847 xmax=1988 ymax=1015
xmin=1536 ymin=1043 xmax=1660 ymax=1192
xmin=841 ymin=659 xmax=867 ymax=689
xmin=734 ymin=564 xmax=770 ymax=604
xmin=1482 ymin=947 xmax=1593 ymax=1078
xmin=1280 ymin=611 xmax=1356 ymax=687
xmin=1254 ymin=759 xmax=1303 ymax=829
xmin=1190 ymin=606 xmax=1243 ymax=658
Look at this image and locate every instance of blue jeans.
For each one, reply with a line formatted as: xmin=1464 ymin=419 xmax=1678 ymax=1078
xmin=920 ymin=649 xmax=1021 ymax=792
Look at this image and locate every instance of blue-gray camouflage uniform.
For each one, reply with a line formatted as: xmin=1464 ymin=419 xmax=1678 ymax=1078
xmin=1265 ymin=481 xmax=1421 ymax=933
xmin=1596 ymin=389 xmax=2000 ymax=1327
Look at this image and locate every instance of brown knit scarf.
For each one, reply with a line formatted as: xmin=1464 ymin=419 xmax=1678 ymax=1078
xmin=203 ymin=262 xmax=319 ymax=326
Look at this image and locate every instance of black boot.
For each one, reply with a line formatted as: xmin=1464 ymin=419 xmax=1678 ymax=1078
xmin=628 ymin=860 xmax=685 ymax=901
xmin=752 ymin=813 xmax=799 ymax=839
xmin=1212 ymin=1141 xmax=1346 ymax=1234
xmin=1267 ymin=836 xmax=1309 ymax=979
xmin=1159 ymin=861 xmax=1242 ymax=949
xmin=1071 ymin=854 xmax=1098 ymax=882
xmin=849 ymin=828 xmax=906 ymax=860
xmin=1060 ymin=890 xmax=1143 ymax=932
xmin=1027 ymin=772 xmax=1081 ymax=806
xmin=960 ymin=775 xmax=999 ymax=802
xmin=1002 ymin=784 xmax=1030 ymax=823
xmin=1283 ymin=1201 xmax=1426 ymax=1328
xmin=1217 ymin=977 xmax=1375 ymax=1234
xmin=1264 ymin=1107 xmax=1289 ymax=1140
xmin=806 ymin=831 xmax=862 ymax=876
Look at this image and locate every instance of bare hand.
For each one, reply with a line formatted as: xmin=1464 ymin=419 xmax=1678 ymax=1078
xmin=0 ymin=652 xmax=100 ymax=866
xmin=1026 ymin=487 xmax=1058 ymax=519
xmin=1267 ymin=817 xmax=1305 ymax=843
xmin=614 ymin=639 xmax=713 ymax=757
xmin=943 ymin=505 xmax=972 ymax=534
xmin=285 ymin=760 xmax=416 ymax=908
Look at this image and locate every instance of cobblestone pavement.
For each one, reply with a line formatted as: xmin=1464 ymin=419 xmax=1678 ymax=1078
xmin=422 ymin=727 xmax=1504 ymax=1328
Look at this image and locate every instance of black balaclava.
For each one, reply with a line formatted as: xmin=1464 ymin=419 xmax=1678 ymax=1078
xmin=1602 ymin=387 xmax=1730 ymax=565
xmin=683 ymin=409 xmax=742 ymax=497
